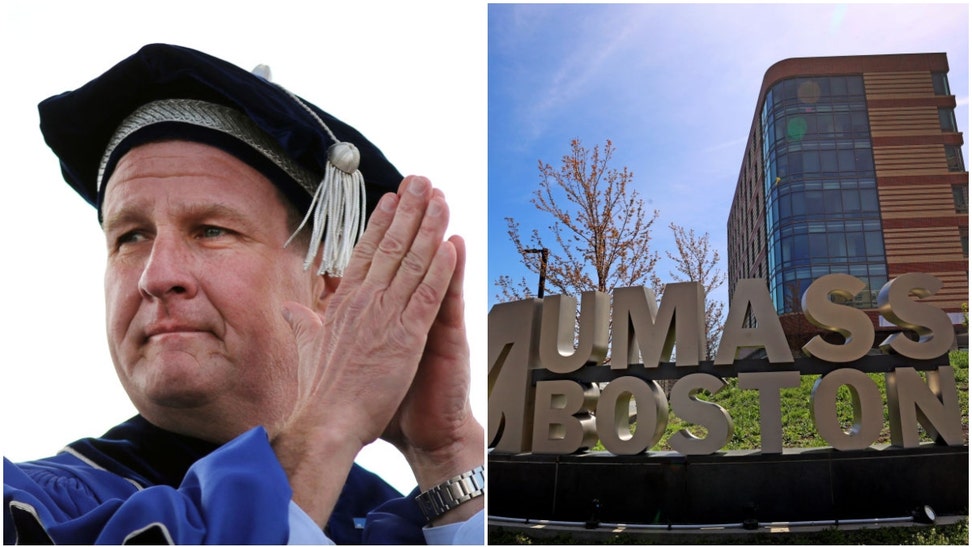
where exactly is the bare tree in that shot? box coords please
[495,139,660,302]
[651,222,727,360]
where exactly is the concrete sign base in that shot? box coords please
[488,444,968,526]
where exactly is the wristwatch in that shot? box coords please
[415,465,485,522]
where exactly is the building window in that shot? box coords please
[932,72,951,96]
[946,145,966,172]
[954,184,969,214]
[762,75,885,314]
[939,108,958,132]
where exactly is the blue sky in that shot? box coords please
[488,3,969,308]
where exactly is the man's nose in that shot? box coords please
[138,235,198,300]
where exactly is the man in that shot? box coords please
[3,43,484,544]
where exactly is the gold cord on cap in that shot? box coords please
[99,99,319,196]
[257,65,367,277]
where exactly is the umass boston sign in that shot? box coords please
[488,273,968,529]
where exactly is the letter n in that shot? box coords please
[885,365,964,447]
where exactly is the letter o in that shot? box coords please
[811,368,883,450]
[595,376,668,455]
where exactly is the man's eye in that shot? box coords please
[199,226,227,238]
[117,231,146,246]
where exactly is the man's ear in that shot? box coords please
[313,273,341,312]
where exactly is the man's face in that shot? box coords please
[101,140,323,441]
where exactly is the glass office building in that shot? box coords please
[728,53,968,332]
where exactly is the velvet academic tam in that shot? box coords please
[38,43,403,221]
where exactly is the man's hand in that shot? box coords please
[382,191,485,526]
[272,175,457,527]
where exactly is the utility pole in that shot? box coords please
[523,248,549,299]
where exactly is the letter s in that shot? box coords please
[801,273,875,362]
[877,273,955,360]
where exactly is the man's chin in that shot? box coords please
[127,354,228,409]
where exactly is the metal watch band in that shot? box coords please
[415,465,485,522]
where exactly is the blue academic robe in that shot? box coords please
[3,416,427,544]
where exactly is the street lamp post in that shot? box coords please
[524,248,549,299]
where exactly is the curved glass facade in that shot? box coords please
[762,76,887,313]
